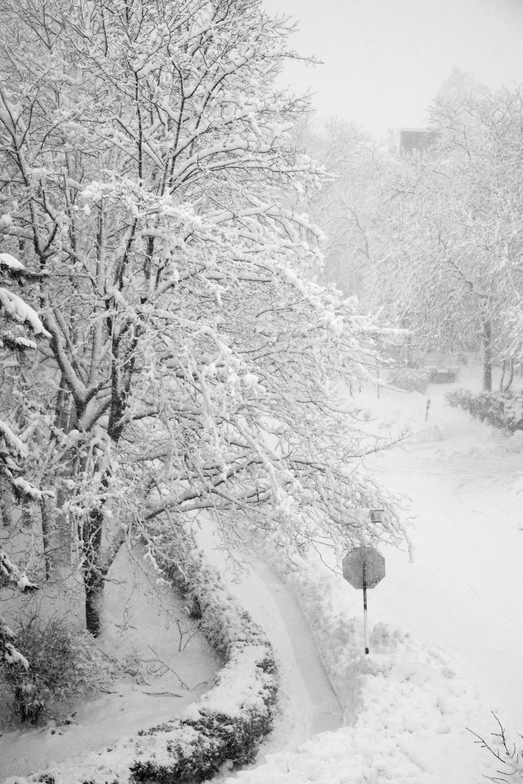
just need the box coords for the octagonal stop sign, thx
[342,546,385,589]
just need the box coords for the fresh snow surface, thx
[3,365,523,784]
[239,559,343,739]
[199,537,343,748]
[0,543,221,781]
[220,366,523,784]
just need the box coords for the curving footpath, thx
[219,555,343,749]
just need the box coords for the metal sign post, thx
[342,534,386,655]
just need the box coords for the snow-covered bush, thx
[129,532,278,783]
[388,366,430,392]
[0,615,106,725]
[446,389,523,432]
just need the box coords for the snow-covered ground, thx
[369,388,523,730]
[0,543,221,780]
[221,366,523,784]
[200,544,344,749]
[3,364,523,784]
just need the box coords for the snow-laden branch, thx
[0,288,50,337]
[0,548,38,594]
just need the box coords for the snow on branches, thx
[0,549,38,594]
[0,247,46,662]
[0,288,50,338]
[0,251,50,500]
[0,549,37,668]
[0,0,408,637]
[0,253,50,337]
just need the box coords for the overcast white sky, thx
[262,0,523,140]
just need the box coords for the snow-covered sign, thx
[342,546,385,589]
[343,546,386,655]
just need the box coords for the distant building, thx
[388,128,439,156]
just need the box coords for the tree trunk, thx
[52,485,74,572]
[40,497,53,580]
[80,505,126,637]
[482,320,493,392]
[47,380,78,576]
[81,507,104,637]
[499,358,514,393]
[84,571,104,638]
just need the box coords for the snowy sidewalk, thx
[199,535,343,751]
[229,558,343,744]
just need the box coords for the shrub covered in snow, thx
[388,366,430,393]
[127,533,278,783]
[0,615,106,725]
[5,537,278,784]
[446,388,523,432]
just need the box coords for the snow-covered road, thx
[225,374,523,783]
[368,386,523,730]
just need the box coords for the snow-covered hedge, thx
[388,366,430,393]
[446,388,523,432]
[6,540,278,784]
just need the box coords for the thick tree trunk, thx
[482,320,493,392]
[81,507,104,637]
[81,506,126,637]
[84,571,104,638]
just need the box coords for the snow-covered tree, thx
[364,86,523,389]
[0,251,47,664]
[294,118,380,299]
[0,0,407,635]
